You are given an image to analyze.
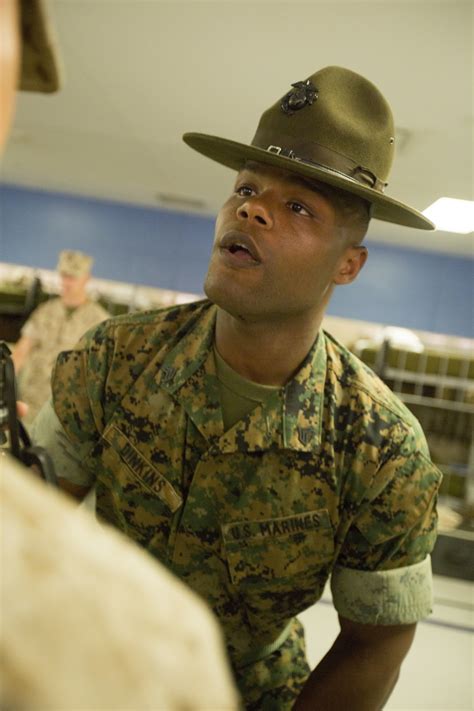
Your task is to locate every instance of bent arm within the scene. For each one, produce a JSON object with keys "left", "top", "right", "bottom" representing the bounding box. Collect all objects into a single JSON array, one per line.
[
  {"left": 293, "top": 424, "right": 440, "bottom": 709},
  {"left": 293, "top": 616, "right": 416, "bottom": 711},
  {"left": 11, "top": 335, "right": 34, "bottom": 373}
]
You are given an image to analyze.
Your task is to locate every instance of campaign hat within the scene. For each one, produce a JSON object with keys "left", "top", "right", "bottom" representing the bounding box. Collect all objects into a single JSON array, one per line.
[{"left": 183, "top": 66, "right": 433, "bottom": 230}]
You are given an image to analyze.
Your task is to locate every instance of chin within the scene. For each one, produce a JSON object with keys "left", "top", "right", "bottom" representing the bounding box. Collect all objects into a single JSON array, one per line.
[
  {"left": 204, "top": 276, "right": 232, "bottom": 311},
  {"left": 205, "top": 277, "right": 253, "bottom": 319}
]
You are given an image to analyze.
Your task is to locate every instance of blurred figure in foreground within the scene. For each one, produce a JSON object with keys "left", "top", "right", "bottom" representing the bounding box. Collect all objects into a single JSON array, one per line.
[
  {"left": 0, "top": 2, "right": 239, "bottom": 709},
  {"left": 2, "top": 456, "right": 238, "bottom": 711},
  {"left": 12, "top": 250, "right": 109, "bottom": 423}
]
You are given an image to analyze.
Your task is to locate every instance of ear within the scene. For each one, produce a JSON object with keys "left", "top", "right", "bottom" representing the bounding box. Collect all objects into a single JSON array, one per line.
[{"left": 333, "top": 246, "right": 368, "bottom": 285}]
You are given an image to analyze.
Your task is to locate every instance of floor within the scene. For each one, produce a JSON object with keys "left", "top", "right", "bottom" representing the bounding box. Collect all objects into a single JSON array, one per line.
[{"left": 298, "top": 574, "right": 473, "bottom": 711}]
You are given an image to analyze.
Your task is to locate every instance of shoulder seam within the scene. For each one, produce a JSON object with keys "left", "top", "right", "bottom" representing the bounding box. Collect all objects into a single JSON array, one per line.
[{"left": 325, "top": 352, "right": 414, "bottom": 431}]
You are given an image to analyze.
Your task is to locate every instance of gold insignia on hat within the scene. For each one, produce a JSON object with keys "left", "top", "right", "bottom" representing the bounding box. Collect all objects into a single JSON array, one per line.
[{"left": 281, "top": 79, "right": 318, "bottom": 116}]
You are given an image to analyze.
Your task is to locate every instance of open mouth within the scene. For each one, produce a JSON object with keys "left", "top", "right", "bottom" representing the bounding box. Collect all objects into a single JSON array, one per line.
[
  {"left": 228, "top": 243, "right": 253, "bottom": 257},
  {"left": 220, "top": 232, "right": 261, "bottom": 263}
]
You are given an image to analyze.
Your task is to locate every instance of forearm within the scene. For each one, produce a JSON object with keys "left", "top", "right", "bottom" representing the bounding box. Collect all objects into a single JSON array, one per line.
[
  {"left": 11, "top": 336, "right": 33, "bottom": 373},
  {"left": 293, "top": 632, "right": 404, "bottom": 711}
]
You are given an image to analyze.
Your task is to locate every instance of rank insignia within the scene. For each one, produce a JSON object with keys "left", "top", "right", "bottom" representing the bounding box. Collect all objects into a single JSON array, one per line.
[
  {"left": 281, "top": 79, "right": 318, "bottom": 115},
  {"left": 297, "top": 427, "right": 315, "bottom": 446}
]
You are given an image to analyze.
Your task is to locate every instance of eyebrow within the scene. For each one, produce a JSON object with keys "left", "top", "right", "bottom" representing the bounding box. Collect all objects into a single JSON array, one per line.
[
  {"left": 242, "top": 162, "right": 334, "bottom": 203},
  {"left": 285, "top": 175, "right": 334, "bottom": 201}
]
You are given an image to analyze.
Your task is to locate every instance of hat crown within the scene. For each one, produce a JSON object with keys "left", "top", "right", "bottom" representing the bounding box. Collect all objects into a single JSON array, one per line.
[
  {"left": 57, "top": 250, "right": 93, "bottom": 277},
  {"left": 252, "top": 66, "right": 395, "bottom": 189}
]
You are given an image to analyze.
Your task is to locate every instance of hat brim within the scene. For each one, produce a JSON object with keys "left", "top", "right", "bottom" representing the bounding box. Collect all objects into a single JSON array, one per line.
[
  {"left": 183, "top": 133, "right": 435, "bottom": 231},
  {"left": 19, "top": 0, "right": 61, "bottom": 93}
]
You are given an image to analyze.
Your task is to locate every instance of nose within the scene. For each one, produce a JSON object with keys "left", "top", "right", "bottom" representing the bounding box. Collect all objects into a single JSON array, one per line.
[{"left": 236, "top": 195, "right": 273, "bottom": 229}]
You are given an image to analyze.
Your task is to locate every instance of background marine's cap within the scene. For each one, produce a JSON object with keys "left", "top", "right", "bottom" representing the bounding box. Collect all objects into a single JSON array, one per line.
[
  {"left": 183, "top": 65, "right": 434, "bottom": 230},
  {"left": 57, "top": 251, "right": 93, "bottom": 277},
  {"left": 19, "top": 0, "right": 62, "bottom": 93}
]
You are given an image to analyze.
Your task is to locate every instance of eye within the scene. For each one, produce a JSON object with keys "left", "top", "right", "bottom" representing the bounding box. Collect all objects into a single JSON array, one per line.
[
  {"left": 235, "top": 184, "right": 255, "bottom": 198},
  {"left": 288, "top": 201, "right": 312, "bottom": 216}
]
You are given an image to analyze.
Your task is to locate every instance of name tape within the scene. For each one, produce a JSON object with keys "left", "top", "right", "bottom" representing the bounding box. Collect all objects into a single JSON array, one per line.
[{"left": 224, "top": 510, "right": 330, "bottom": 542}]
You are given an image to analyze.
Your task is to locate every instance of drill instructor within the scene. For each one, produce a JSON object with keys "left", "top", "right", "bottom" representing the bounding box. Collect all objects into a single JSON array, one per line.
[{"left": 35, "top": 66, "right": 441, "bottom": 710}]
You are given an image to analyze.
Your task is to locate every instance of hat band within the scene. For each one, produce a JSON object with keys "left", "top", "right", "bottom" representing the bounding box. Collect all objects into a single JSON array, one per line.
[{"left": 251, "top": 129, "right": 388, "bottom": 193}]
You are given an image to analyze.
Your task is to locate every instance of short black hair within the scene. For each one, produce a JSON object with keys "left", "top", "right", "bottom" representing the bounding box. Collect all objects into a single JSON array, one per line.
[{"left": 315, "top": 183, "right": 371, "bottom": 245}]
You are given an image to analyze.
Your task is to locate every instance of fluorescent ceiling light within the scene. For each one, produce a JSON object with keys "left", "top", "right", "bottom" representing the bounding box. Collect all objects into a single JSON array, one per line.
[{"left": 422, "top": 198, "right": 474, "bottom": 234}]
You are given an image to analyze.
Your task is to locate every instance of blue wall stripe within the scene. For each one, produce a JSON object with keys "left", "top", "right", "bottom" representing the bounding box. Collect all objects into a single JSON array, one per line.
[{"left": 1, "top": 183, "right": 472, "bottom": 337}]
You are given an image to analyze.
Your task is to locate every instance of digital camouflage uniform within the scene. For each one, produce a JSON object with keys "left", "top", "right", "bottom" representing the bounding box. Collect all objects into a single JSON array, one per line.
[
  {"left": 19, "top": 297, "right": 109, "bottom": 422},
  {"left": 51, "top": 300, "right": 441, "bottom": 709}
]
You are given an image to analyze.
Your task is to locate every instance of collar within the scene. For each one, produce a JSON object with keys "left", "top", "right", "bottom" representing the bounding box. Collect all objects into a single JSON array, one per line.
[{"left": 157, "top": 303, "right": 326, "bottom": 453}]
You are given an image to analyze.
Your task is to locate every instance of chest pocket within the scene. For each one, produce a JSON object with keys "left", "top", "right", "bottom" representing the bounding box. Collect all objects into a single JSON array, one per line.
[
  {"left": 222, "top": 509, "right": 334, "bottom": 630},
  {"left": 98, "top": 425, "right": 183, "bottom": 551}
]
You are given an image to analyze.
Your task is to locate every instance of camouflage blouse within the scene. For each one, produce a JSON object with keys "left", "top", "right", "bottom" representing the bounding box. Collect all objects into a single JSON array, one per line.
[
  {"left": 51, "top": 299, "right": 441, "bottom": 668},
  {"left": 19, "top": 297, "right": 109, "bottom": 422}
]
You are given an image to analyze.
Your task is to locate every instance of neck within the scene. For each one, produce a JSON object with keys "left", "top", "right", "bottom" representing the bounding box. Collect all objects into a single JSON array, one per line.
[
  {"left": 214, "top": 308, "right": 323, "bottom": 386},
  {"left": 62, "top": 295, "right": 87, "bottom": 308}
]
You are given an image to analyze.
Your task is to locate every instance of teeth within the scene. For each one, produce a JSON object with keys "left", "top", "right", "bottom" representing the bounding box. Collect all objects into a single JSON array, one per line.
[{"left": 230, "top": 243, "right": 250, "bottom": 254}]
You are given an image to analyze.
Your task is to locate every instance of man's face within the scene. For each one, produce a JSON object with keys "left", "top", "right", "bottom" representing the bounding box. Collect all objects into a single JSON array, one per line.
[
  {"left": 59, "top": 272, "right": 89, "bottom": 305},
  {"left": 204, "top": 162, "right": 366, "bottom": 322},
  {"left": 0, "top": 0, "right": 20, "bottom": 153}
]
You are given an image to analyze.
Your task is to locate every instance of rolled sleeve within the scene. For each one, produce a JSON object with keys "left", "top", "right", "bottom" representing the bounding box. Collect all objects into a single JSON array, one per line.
[
  {"left": 331, "top": 430, "right": 442, "bottom": 625},
  {"left": 331, "top": 556, "right": 434, "bottom": 625},
  {"left": 337, "top": 448, "right": 442, "bottom": 573},
  {"left": 31, "top": 399, "right": 95, "bottom": 487}
]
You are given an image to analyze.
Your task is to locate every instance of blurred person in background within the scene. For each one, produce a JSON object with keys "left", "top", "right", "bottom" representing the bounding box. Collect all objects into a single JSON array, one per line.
[{"left": 12, "top": 249, "right": 109, "bottom": 423}]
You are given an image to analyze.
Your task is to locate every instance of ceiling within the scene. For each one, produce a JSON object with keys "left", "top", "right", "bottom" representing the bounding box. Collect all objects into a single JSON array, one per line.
[{"left": 2, "top": 0, "right": 473, "bottom": 255}]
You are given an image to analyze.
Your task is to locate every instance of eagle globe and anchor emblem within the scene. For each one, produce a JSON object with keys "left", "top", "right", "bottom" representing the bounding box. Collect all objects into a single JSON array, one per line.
[{"left": 281, "top": 79, "right": 318, "bottom": 115}]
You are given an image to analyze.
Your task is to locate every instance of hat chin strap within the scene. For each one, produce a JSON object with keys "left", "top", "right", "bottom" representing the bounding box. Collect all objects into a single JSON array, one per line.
[{"left": 252, "top": 130, "right": 388, "bottom": 193}]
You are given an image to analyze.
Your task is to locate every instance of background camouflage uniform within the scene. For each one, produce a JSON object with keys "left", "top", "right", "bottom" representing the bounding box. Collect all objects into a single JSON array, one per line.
[
  {"left": 19, "top": 296, "right": 109, "bottom": 422},
  {"left": 51, "top": 300, "right": 441, "bottom": 709}
]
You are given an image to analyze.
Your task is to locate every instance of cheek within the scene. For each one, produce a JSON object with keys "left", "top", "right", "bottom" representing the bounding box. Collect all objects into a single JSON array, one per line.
[
  {"left": 289, "top": 241, "right": 342, "bottom": 284},
  {"left": 214, "top": 201, "right": 235, "bottom": 240}
]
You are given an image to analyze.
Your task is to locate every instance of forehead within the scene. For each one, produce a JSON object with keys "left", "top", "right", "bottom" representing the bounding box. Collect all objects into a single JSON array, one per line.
[
  {"left": 60, "top": 272, "right": 85, "bottom": 280},
  {"left": 240, "top": 161, "right": 337, "bottom": 204}
]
